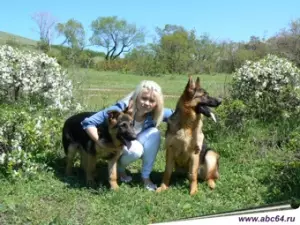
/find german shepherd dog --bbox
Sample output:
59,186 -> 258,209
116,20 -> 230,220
157,76 -> 222,195
62,107 -> 136,190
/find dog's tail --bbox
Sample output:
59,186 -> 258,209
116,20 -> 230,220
200,141 -> 210,164
199,141 -> 220,189
62,127 -> 69,156
62,120 -> 74,156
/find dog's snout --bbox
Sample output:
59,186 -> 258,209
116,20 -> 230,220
118,121 -> 137,141
204,96 -> 222,107
124,130 -> 137,140
131,132 -> 137,139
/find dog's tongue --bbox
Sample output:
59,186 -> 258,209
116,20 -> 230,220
123,138 -> 132,149
210,112 -> 217,123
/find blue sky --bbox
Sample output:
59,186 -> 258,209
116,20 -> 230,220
1,0 -> 299,51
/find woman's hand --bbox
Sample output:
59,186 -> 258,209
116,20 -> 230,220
85,126 -> 99,143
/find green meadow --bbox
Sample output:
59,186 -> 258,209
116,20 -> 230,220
1,68 -> 299,225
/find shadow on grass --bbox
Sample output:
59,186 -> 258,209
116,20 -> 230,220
46,156 -> 202,193
46,156 -> 88,190
258,161 -> 300,204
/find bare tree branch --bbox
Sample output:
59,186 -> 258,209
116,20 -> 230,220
31,11 -> 58,46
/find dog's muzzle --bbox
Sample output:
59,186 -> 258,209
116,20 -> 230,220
196,97 -> 222,123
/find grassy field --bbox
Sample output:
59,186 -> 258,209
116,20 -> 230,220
68,68 -> 232,110
1,69 -> 299,225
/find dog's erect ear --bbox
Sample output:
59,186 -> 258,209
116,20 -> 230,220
195,77 -> 201,89
107,110 -> 122,120
185,75 -> 195,93
123,99 -> 134,117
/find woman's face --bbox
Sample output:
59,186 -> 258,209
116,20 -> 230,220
136,88 -> 157,115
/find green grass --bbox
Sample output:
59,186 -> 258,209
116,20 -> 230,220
1,69 -> 299,225
68,68 -> 231,94
0,155 -> 275,225
68,68 -> 232,110
0,31 -> 37,46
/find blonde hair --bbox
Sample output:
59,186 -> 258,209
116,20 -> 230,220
130,80 -> 164,127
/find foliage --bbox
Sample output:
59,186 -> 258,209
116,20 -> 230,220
0,104 -> 64,180
216,98 -> 247,130
90,16 -> 145,60
95,58 -> 133,73
56,18 -> 86,50
269,18 -> 300,67
230,54 -> 300,121
0,45 -> 81,112
46,45 -> 104,68
37,40 -> 50,53
0,45 -> 82,180
158,25 -> 195,74
124,44 -> 167,76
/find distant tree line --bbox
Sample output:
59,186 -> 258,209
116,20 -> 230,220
29,12 -> 300,75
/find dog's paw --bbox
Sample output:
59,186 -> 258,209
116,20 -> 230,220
156,185 -> 168,193
189,188 -> 198,196
207,179 -> 216,190
110,182 -> 120,191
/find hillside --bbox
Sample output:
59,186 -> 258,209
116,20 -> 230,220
0,31 -> 105,61
0,31 -> 37,46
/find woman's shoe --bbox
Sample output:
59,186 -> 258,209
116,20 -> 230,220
144,183 -> 157,191
120,175 -> 132,183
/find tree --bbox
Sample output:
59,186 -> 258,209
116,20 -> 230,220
155,24 -> 186,37
269,18 -> 300,67
31,11 -> 57,49
90,16 -> 145,60
155,24 -> 197,73
217,40 -> 239,73
191,33 -> 220,73
56,19 -> 86,50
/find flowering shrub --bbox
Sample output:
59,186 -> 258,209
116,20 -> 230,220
0,45 -> 81,111
0,45 -> 83,179
230,54 -> 300,120
0,105 -> 64,179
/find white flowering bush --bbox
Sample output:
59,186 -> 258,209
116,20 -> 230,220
0,105 -> 64,179
0,45 -> 81,111
0,45 -> 84,179
230,54 -> 300,120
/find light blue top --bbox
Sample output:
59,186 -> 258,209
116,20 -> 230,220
81,93 -> 174,133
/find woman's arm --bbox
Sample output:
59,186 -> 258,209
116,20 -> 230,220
86,127 -> 116,148
162,108 -> 175,122
81,100 -> 129,129
81,98 -> 130,144
85,126 -> 100,143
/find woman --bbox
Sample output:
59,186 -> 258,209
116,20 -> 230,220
81,80 -> 174,191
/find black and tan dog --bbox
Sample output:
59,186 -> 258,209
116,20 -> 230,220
62,107 -> 136,190
157,76 -> 221,195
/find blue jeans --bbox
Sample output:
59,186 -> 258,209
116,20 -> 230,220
117,127 -> 161,179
